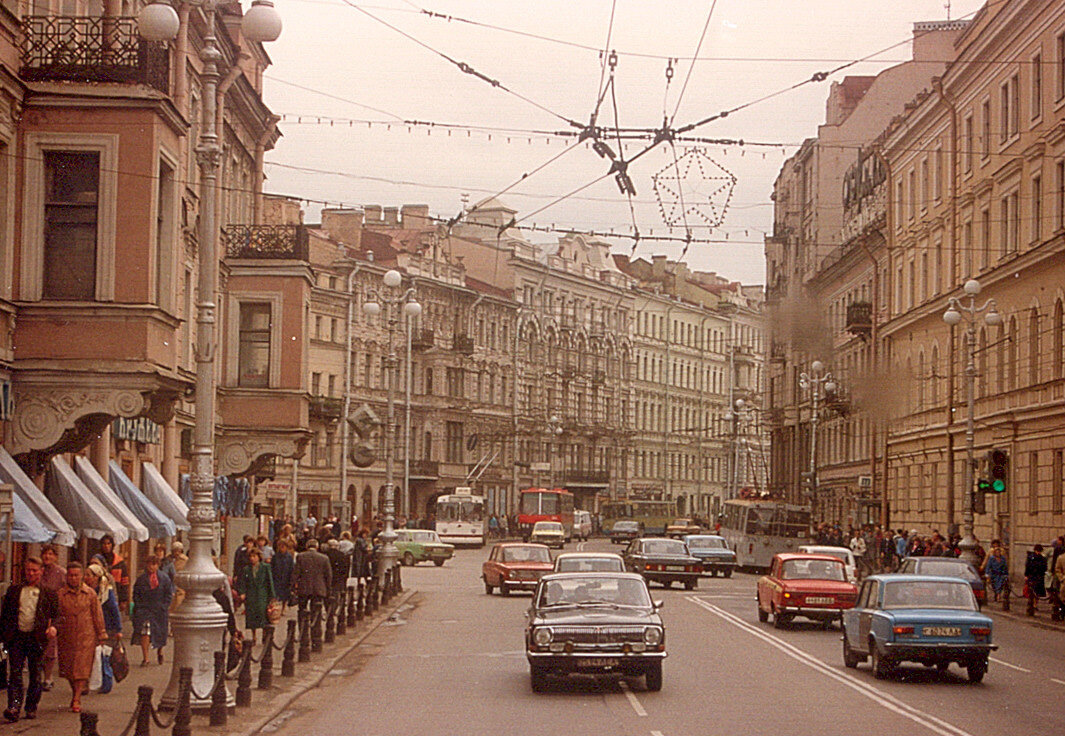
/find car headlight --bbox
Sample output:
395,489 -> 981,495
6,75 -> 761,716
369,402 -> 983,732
643,627 -> 663,646
533,628 -> 553,646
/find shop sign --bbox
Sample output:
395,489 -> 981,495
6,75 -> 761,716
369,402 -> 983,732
0,380 -> 11,422
112,416 -> 161,445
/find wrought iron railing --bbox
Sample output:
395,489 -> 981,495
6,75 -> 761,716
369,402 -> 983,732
845,301 -> 873,337
411,328 -> 434,350
222,224 -> 309,260
309,396 -> 343,419
453,334 -> 474,355
20,16 -> 170,94
408,459 -> 439,478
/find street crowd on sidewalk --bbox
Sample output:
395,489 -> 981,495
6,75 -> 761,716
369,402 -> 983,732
814,523 -> 1065,620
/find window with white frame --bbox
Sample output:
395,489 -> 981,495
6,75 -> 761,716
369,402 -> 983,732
238,302 -> 272,388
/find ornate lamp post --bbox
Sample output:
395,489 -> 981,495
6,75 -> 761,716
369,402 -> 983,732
723,398 -> 747,498
546,414 -> 563,487
363,270 -> 421,591
799,361 -> 837,520
138,0 -> 281,710
943,279 -> 1002,566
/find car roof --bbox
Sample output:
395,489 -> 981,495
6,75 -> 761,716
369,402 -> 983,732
799,545 -> 852,553
539,571 -> 647,583
864,574 -> 976,585
684,534 -> 725,540
555,552 -> 623,559
494,542 -> 550,549
775,552 -> 846,563
904,557 -> 973,566
532,520 -> 562,526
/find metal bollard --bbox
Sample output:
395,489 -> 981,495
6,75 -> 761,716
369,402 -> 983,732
258,625 -> 274,690
393,562 -> 402,594
335,591 -> 347,637
324,596 -> 336,644
311,598 -> 324,653
282,619 -> 297,676
347,586 -> 357,628
356,580 -> 365,621
298,608 -> 311,663
172,667 -> 193,736
210,650 -> 228,727
79,712 -> 101,736
235,646 -> 253,708
133,685 -> 153,736
381,568 -> 391,605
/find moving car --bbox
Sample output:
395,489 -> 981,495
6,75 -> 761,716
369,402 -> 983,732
482,543 -> 554,596
610,520 -> 643,544
623,537 -> 702,589
394,529 -> 455,567
665,518 -> 701,538
842,574 -> 996,682
573,510 -> 593,541
526,572 -> 667,692
530,520 -> 566,549
897,557 -> 986,607
553,552 -> 626,573
683,534 -> 737,577
798,544 -> 857,582
757,553 -> 858,628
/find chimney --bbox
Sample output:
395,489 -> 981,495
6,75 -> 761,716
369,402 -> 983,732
652,255 -> 667,278
364,205 -> 382,223
321,208 -> 364,249
261,195 -> 303,225
383,207 -> 399,225
401,204 -> 430,229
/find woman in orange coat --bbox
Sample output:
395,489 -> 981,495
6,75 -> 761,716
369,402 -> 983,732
56,562 -> 106,712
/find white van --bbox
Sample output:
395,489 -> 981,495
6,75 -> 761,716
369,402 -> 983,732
573,510 -> 593,541
798,545 -> 858,582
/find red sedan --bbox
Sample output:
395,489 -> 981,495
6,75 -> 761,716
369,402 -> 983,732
757,553 -> 858,629
482,543 -> 554,596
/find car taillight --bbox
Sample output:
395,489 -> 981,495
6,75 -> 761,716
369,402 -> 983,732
687,565 -> 698,572
970,627 -> 990,637
892,626 -> 914,635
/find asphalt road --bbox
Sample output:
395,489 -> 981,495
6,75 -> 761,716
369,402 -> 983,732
268,539 -> 1065,736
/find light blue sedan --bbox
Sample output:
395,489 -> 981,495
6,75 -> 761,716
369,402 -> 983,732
842,574 -> 996,683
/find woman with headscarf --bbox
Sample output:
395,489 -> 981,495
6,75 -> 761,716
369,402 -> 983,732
97,535 -> 130,612
83,563 -> 122,643
56,562 -> 105,712
270,538 -> 294,615
132,556 -> 174,666
236,547 -> 275,645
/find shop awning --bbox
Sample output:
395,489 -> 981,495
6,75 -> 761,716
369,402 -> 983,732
74,457 -> 149,543
107,461 -> 176,539
141,462 -> 189,531
47,456 -> 130,545
0,447 -> 77,547
0,493 -> 59,544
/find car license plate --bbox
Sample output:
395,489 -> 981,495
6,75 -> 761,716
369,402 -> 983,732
576,657 -> 619,667
666,565 -> 684,571
924,626 -> 961,637
806,597 -> 834,605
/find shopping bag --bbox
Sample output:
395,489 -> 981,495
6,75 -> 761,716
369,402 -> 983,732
99,646 -> 114,694
266,599 -> 281,625
110,640 -> 130,683
89,646 -> 103,691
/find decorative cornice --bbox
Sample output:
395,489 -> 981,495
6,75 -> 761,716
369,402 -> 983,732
215,431 -> 310,476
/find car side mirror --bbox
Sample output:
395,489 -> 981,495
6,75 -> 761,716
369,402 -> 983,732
653,600 -> 664,610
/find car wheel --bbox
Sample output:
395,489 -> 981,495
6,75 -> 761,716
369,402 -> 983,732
530,665 -> 549,693
402,552 -> 416,567
500,583 -> 510,597
870,642 -> 893,679
484,579 -> 493,595
724,570 -> 733,578
644,660 -> 663,692
662,580 -> 673,589
967,659 -> 987,684
433,559 -> 445,567
684,579 -> 697,591
842,632 -> 860,669
758,606 -> 769,623
936,662 -> 950,672
710,569 -> 718,578
773,611 -> 790,629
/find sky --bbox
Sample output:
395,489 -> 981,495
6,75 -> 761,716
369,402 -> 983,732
261,0 -> 987,285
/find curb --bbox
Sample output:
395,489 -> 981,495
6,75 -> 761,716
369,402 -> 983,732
986,607 -> 1065,633
236,589 -> 417,736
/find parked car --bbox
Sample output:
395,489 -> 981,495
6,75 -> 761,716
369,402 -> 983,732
529,521 -> 566,549
573,510 -> 593,541
394,529 -> 454,567
553,552 -> 626,573
610,520 -> 643,544
482,543 -> 554,596
526,572 -> 667,692
683,534 -> 737,577
623,537 -> 702,589
665,518 -> 701,538
757,553 -> 858,628
798,544 -> 857,582
842,574 -> 996,682
897,557 -> 986,607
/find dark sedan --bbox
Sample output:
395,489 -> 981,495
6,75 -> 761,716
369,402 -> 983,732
623,537 -> 702,589
526,572 -> 666,692
897,557 -> 986,606
683,534 -> 737,577
609,520 -> 643,544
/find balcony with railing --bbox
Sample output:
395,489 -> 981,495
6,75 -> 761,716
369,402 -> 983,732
411,328 -> 434,351
453,334 -> 474,355
408,459 -> 439,480
845,301 -> 873,339
223,224 -> 310,261
20,16 -> 170,93
308,396 -> 343,420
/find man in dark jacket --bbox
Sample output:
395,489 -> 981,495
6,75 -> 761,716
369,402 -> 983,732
324,539 -> 349,599
0,558 -> 60,721
1025,544 -> 1048,616
289,538 -> 331,613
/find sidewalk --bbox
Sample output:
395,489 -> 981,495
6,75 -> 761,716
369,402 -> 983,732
985,599 -> 1065,633
3,589 -> 414,736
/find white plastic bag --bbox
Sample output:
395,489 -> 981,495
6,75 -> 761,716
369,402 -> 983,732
88,645 -> 112,691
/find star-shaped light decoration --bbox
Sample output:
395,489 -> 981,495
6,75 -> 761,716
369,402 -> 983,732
652,148 -> 737,230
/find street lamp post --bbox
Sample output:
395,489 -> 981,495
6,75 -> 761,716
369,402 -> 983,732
363,270 -> 421,592
138,0 -> 281,710
724,398 -> 747,498
546,415 -> 563,487
799,361 -> 837,520
943,279 -> 1002,567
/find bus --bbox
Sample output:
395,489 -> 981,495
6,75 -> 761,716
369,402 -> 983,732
517,488 -> 575,542
718,498 -> 811,570
600,499 -> 674,537
434,488 -> 486,547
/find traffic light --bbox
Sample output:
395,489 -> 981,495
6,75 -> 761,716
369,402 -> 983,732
987,449 -> 1009,493
973,485 -> 986,514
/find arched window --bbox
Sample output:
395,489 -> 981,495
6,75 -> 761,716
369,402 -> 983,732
996,322 -> 1007,393
917,352 -> 926,409
1029,307 -> 1041,386
930,345 -> 940,406
978,327 -> 988,398
1008,316 -> 1018,391
1054,300 -> 1064,380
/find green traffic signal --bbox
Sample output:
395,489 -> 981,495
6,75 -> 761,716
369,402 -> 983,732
991,478 -> 1006,493
977,479 -> 992,492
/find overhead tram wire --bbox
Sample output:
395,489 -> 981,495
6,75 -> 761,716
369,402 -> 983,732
343,1 -> 581,129
669,0 -> 718,126
590,0 -> 619,125
265,75 -> 407,121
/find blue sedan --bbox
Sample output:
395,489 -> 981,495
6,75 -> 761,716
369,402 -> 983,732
682,534 -> 737,577
842,574 -> 996,683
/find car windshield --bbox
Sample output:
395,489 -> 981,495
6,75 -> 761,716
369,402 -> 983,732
671,519 -> 692,526
539,577 -> 651,608
502,546 -> 551,563
534,522 -> 563,533
412,531 -> 439,543
687,537 -> 726,550
916,560 -> 981,583
642,540 -> 687,556
614,522 -> 639,531
555,557 -> 625,572
781,559 -> 846,581
882,581 -> 978,610
804,549 -> 850,564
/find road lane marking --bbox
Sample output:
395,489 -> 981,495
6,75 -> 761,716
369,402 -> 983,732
1052,678 -> 1065,686
651,731 -> 665,736
989,657 -> 1030,673
618,680 -> 647,717
687,596 -> 976,736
